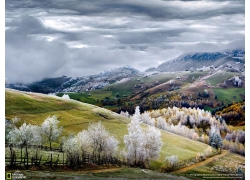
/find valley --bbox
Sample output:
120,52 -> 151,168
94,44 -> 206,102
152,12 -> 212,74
5,49 -> 245,180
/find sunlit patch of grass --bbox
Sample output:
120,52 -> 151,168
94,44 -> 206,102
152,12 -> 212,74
213,88 -> 245,104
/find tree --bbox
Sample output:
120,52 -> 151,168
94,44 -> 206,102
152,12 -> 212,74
156,117 -> 167,130
124,111 -> 146,166
87,122 -> 119,163
165,155 -> 178,167
62,94 -> 70,99
234,76 -> 242,87
8,122 -> 42,165
141,112 -> 155,126
120,111 -> 130,118
41,115 -> 62,150
144,126 -> 162,164
63,136 -> 81,166
214,95 -> 218,100
5,117 -> 20,144
124,106 -> 162,167
209,126 -> 222,151
76,130 -> 91,161
63,122 -> 119,166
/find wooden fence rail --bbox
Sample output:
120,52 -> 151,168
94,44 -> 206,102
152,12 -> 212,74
5,144 -> 63,152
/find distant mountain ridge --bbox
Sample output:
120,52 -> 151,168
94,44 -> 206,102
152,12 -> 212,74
147,48 -> 245,72
6,66 -> 140,94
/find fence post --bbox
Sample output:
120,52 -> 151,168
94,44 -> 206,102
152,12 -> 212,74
63,152 -> 64,166
50,153 -> 52,166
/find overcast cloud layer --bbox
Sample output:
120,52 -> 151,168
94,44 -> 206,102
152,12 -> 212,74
5,0 -> 245,83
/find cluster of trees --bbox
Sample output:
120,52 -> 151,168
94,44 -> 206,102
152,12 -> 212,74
121,106 -> 245,155
222,140 -> 245,156
6,115 -> 62,165
6,107 -> 163,168
214,102 -> 245,126
138,91 -> 222,111
224,130 -> 245,144
222,129 -> 245,155
112,89 -> 224,115
135,107 -> 230,138
62,122 -> 119,166
62,107 -> 163,168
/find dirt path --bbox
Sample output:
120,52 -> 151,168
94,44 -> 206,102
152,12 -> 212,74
82,167 -> 121,173
173,150 -> 228,173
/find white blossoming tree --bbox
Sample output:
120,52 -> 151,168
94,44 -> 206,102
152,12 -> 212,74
8,122 -> 42,165
41,115 -> 62,150
63,122 -> 119,166
124,106 -> 162,167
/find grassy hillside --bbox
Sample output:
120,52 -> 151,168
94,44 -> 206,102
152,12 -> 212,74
213,88 -> 245,104
205,71 -> 239,86
5,88 -> 130,143
5,88 -> 212,164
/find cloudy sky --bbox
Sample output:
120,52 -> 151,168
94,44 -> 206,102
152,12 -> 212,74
5,0 -> 245,83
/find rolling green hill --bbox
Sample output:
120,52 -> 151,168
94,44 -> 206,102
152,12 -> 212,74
5,88 -> 213,165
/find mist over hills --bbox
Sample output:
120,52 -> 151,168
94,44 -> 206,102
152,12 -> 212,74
6,49 -> 245,94
6,66 -> 140,94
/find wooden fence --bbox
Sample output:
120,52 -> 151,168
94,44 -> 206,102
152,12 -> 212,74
5,152 -> 122,167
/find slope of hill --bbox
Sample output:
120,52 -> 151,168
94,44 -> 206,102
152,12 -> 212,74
5,88 -> 211,163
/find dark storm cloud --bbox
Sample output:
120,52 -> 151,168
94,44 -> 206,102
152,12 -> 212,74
5,0 -> 245,83
6,0 -> 244,20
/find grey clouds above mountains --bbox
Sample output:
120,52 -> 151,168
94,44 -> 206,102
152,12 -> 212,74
5,0 -> 245,83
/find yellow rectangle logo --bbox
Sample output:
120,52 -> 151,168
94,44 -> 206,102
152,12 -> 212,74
6,172 -> 12,180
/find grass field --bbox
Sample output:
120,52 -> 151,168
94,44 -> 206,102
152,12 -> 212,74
205,72 -> 240,86
5,88 -> 211,167
57,90 -> 114,105
213,88 -> 245,104
203,105 -> 214,112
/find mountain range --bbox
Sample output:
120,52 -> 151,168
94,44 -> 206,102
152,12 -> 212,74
6,49 -> 245,94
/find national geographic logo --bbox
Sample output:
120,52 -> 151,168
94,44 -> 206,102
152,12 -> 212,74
6,171 -> 26,179
6,172 -> 11,180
